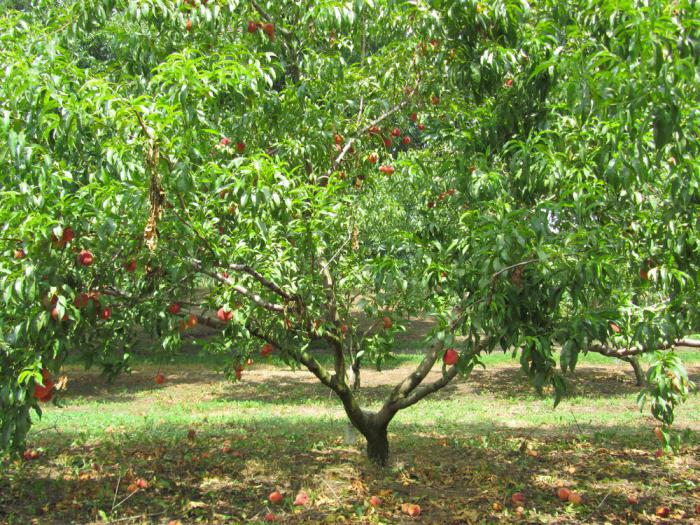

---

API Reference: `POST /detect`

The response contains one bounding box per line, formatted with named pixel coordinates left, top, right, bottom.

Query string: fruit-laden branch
left=205, top=311, right=367, bottom=433
left=189, top=313, right=338, bottom=390
left=323, top=96, right=414, bottom=181
left=244, top=321, right=339, bottom=391
left=588, top=338, right=700, bottom=358
left=190, top=260, right=286, bottom=313
left=250, top=0, right=292, bottom=39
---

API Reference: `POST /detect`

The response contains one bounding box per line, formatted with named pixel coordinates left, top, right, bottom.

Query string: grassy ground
left=2, top=347, right=699, bottom=524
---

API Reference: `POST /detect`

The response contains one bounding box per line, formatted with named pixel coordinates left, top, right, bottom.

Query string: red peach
left=556, top=488, right=570, bottom=501
left=217, top=307, right=233, bottom=322
left=77, top=249, right=93, bottom=266
left=443, top=348, right=459, bottom=366
left=62, top=227, right=75, bottom=243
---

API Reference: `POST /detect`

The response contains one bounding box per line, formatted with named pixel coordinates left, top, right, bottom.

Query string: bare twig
left=490, top=258, right=539, bottom=281
left=90, top=511, right=166, bottom=525
left=569, top=408, right=583, bottom=435
left=110, top=487, right=139, bottom=511
left=319, top=231, right=354, bottom=275
left=110, top=470, right=122, bottom=513
left=31, top=424, right=60, bottom=435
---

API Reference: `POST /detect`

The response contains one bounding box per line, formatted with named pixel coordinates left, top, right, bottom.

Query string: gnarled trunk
left=364, top=423, right=390, bottom=466
left=337, top=385, right=392, bottom=465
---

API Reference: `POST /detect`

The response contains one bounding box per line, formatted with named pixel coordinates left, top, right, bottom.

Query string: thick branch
left=392, top=365, right=459, bottom=410
left=382, top=315, right=466, bottom=407
left=318, top=260, right=347, bottom=387
left=244, top=321, right=338, bottom=391
left=378, top=335, right=488, bottom=423
left=319, top=260, right=338, bottom=323
left=384, top=340, right=444, bottom=406
left=588, top=338, right=700, bottom=358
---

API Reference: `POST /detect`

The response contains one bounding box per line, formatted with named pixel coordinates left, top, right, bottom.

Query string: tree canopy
left=1, top=0, right=698, bottom=464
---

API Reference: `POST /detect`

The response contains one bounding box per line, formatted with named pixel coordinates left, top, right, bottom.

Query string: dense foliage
left=1, top=0, right=698, bottom=463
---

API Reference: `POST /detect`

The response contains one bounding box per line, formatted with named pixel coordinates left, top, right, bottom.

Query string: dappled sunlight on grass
left=2, top=360, right=698, bottom=524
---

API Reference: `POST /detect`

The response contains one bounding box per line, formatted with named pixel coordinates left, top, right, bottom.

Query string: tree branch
left=588, top=338, right=700, bottom=358
left=190, top=260, right=286, bottom=313
left=323, top=96, right=414, bottom=181
left=392, top=365, right=460, bottom=410
left=381, top=339, right=444, bottom=411
left=245, top=319, right=339, bottom=393
left=228, top=263, right=292, bottom=301
left=318, top=259, right=347, bottom=388
left=250, top=0, right=292, bottom=38
left=490, top=258, right=539, bottom=281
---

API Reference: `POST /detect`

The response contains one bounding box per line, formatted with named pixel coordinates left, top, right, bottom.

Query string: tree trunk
left=364, top=423, right=390, bottom=466
left=343, top=364, right=360, bottom=445
left=628, top=356, right=645, bottom=386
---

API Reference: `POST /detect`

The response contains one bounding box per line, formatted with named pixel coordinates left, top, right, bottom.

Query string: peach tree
left=1, top=0, right=698, bottom=464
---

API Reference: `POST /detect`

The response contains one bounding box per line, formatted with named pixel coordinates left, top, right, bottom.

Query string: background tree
left=1, top=0, right=698, bottom=465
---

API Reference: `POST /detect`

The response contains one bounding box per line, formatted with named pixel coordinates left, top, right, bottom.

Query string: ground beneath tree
left=2, top=360, right=699, bottom=524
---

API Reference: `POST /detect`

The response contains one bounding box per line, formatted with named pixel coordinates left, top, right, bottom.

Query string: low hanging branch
left=588, top=338, right=700, bottom=358
left=245, top=320, right=338, bottom=390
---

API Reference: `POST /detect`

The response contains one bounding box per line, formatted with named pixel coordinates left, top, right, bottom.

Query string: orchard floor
left=2, top=356, right=700, bottom=524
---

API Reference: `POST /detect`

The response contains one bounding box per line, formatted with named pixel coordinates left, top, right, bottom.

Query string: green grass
left=95, top=343, right=700, bottom=370
left=3, top=355, right=699, bottom=524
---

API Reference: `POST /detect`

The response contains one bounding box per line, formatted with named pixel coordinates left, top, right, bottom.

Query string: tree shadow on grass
left=4, top=416, right=699, bottom=524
